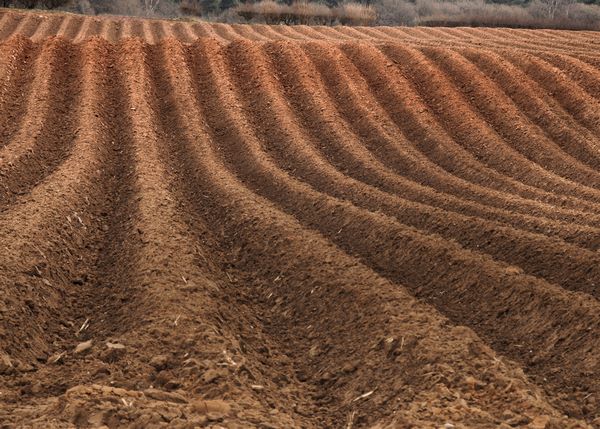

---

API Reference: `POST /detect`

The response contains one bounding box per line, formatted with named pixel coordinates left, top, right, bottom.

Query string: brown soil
left=0, top=8, right=599, bottom=429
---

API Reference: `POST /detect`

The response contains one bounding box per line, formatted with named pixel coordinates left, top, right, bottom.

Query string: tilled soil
left=0, top=8, right=599, bottom=429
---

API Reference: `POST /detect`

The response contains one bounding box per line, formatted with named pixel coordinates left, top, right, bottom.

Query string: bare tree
left=538, top=0, right=574, bottom=18
left=144, top=0, right=160, bottom=15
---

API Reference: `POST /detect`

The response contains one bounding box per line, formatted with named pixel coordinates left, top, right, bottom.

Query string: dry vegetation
left=1, top=0, right=600, bottom=28
left=376, top=0, right=600, bottom=29
left=234, top=1, right=376, bottom=25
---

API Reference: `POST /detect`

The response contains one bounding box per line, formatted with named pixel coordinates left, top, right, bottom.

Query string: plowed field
left=0, top=8, right=599, bottom=429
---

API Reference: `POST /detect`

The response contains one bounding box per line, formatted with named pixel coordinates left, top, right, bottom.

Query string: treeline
left=1, top=0, right=599, bottom=29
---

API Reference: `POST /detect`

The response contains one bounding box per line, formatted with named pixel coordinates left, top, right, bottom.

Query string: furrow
left=0, top=38, right=126, bottom=369
left=375, top=26, right=423, bottom=42
left=141, top=19, right=157, bottom=44
left=374, top=44, right=600, bottom=217
left=189, top=22, right=221, bottom=41
left=340, top=42, right=600, bottom=233
left=139, top=38, right=324, bottom=428
left=72, top=17, right=93, bottom=43
left=170, top=21, right=195, bottom=43
left=539, top=52, right=600, bottom=100
left=162, top=37, right=586, bottom=427
left=311, top=25, right=352, bottom=40
left=12, top=13, right=41, bottom=38
left=299, top=41, right=600, bottom=246
left=332, top=26, right=374, bottom=40
left=0, top=36, right=37, bottom=146
left=226, top=39, right=600, bottom=302
left=339, top=42, right=550, bottom=202
left=0, top=39, right=81, bottom=211
left=420, top=46, right=600, bottom=192
left=150, top=20, right=166, bottom=43
left=294, top=41, right=600, bottom=292
left=461, top=48, right=600, bottom=170
left=352, top=26, right=395, bottom=40
left=57, top=15, right=84, bottom=40
left=160, top=21, right=178, bottom=40
left=292, top=25, right=330, bottom=40
left=200, top=39, right=600, bottom=423
left=99, top=18, right=119, bottom=43
left=29, top=14, right=63, bottom=42
left=127, top=18, right=144, bottom=39
left=272, top=24, right=312, bottom=40
left=231, top=23, right=270, bottom=41
left=85, top=18, right=102, bottom=39
left=0, top=11, right=21, bottom=39
left=252, top=24, right=294, bottom=41
left=211, top=22, right=243, bottom=42
left=112, top=40, right=306, bottom=426
left=502, top=52, right=600, bottom=137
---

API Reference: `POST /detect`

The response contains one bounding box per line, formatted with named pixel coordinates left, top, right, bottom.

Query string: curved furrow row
left=294, top=41, right=598, bottom=290
left=119, top=19, right=134, bottom=39
left=516, top=28, right=600, bottom=50
left=461, top=48, right=600, bottom=170
left=140, top=19, right=156, bottom=44
left=308, top=25, right=352, bottom=41
left=341, top=44, right=580, bottom=211
left=539, top=52, right=600, bottom=99
left=374, top=44, right=600, bottom=215
left=0, top=36, right=37, bottom=146
left=57, top=15, right=84, bottom=40
left=513, top=28, right=600, bottom=52
left=0, top=39, right=80, bottom=211
left=488, top=28, right=577, bottom=52
left=268, top=25, right=310, bottom=41
left=155, top=20, right=171, bottom=43
left=153, top=37, right=586, bottom=427
left=453, top=27, right=598, bottom=56
left=502, top=51, right=600, bottom=138
left=85, top=18, right=102, bottom=39
left=71, top=16, right=91, bottom=43
left=299, top=41, right=600, bottom=248
left=419, top=46, right=600, bottom=192
left=191, top=39, right=600, bottom=422
left=11, top=13, right=41, bottom=38
left=97, top=18, right=115, bottom=43
left=283, top=25, right=319, bottom=39
left=211, top=22, right=244, bottom=41
left=140, top=39, right=331, bottom=428
left=0, top=38, right=130, bottom=369
left=418, top=26, right=464, bottom=41
left=413, top=27, right=600, bottom=57
left=191, top=21, right=228, bottom=42
left=353, top=26, right=396, bottom=40
left=230, top=23, right=269, bottom=41
left=252, top=24, right=294, bottom=41
left=332, top=25, right=374, bottom=40
left=108, top=40, right=317, bottom=427
left=29, top=14, right=63, bottom=42
left=0, top=12, right=21, bottom=39
left=342, top=45, right=597, bottom=242
left=226, top=40, right=600, bottom=301
left=377, top=26, right=431, bottom=42
left=171, top=21, right=195, bottom=43
left=295, top=25, right=334, bottom=40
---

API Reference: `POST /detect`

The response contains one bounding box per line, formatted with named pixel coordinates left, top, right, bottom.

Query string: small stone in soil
left=75, top=340, right=93, bottom=354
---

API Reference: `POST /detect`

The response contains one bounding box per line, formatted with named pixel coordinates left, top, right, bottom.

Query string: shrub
left=233, top=0, right=375, bottom=25
left=375, top=0, right=417, bottom=24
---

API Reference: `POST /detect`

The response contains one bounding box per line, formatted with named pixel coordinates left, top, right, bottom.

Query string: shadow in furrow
left=204, top=40, right=600, bottom=423
left=0, top=38, right=81, bottom=212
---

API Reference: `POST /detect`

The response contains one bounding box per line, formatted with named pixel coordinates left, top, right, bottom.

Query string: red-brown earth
left=0, top=8, right=599, bottom=429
